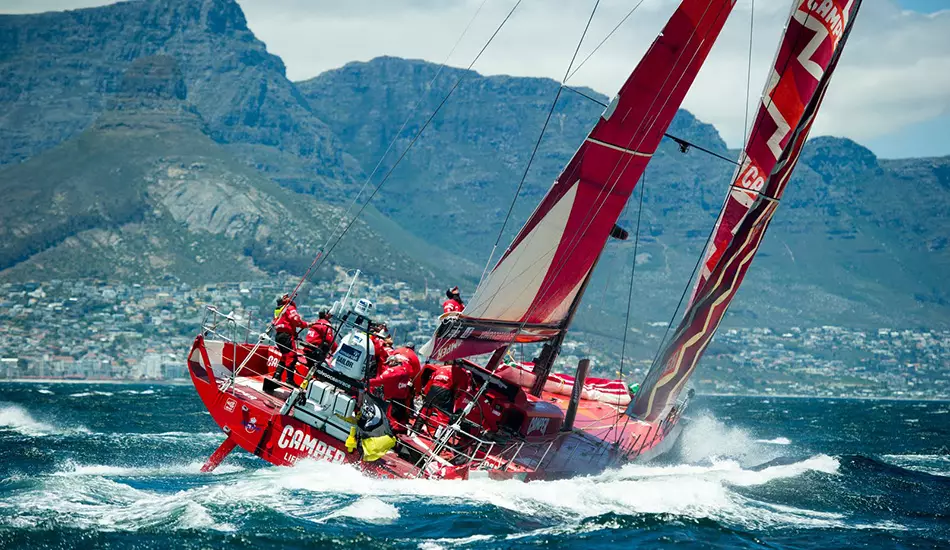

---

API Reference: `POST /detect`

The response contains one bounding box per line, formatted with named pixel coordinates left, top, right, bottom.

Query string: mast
left=629, top=0, right=863, bottom=422
left=422, top=0, right=738, bottom=365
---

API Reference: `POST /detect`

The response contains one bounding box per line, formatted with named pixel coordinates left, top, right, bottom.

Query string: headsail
left=629, top=0, right=862, bottom=421
left=424, top=0, right=737, bottom=363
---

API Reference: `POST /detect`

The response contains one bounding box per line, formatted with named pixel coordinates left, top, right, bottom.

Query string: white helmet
left=354, top=298, right=375, bottom=317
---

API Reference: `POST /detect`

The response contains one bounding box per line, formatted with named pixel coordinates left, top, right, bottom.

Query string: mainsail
left=629, top=0, right=863, bottom=421
left=425, top=0, right=737, bottom=363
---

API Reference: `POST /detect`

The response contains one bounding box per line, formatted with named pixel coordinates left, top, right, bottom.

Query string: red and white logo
left=224, top=398, right=237, bottom=413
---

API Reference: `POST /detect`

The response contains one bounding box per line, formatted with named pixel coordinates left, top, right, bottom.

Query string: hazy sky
left=1, top=0, right=948, bottom=159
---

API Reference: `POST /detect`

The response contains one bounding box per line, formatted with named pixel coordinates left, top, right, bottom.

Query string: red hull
left=187, top=335, right=685, bottom=481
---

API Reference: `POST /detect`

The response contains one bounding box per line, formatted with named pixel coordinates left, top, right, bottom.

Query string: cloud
left=0, top=0, right=115, bottom=13
left=3, top=0, right=949, bottom=154
left=236, top=0, right=950, bottom=153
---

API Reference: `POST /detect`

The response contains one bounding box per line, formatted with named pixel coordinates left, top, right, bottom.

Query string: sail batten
left=629, top=0, right=863, bottom=422
left=423, top=0, right=738, bottom=363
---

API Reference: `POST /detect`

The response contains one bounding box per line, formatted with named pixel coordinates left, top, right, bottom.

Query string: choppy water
left=0, top=383, right=948, bottom=549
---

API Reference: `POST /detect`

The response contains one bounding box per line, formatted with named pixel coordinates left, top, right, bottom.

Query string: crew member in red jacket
left=368, top=324, right=391, bottom=375
left=442, top=287, right=464, bottom=314
left=369, top=354, right=414, bottom=433
left=273, top=296, right=308, bottom=385
left=303, top=310, right=336, bottom=371
left=420, top=362, right=472, bottom=427
left=390, top=345, right=422, bottom=384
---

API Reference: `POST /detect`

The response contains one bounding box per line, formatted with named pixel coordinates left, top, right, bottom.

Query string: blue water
left=1, top=383, right=948, bottom=549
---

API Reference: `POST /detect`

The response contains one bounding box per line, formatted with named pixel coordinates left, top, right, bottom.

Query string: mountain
left=299, top=57, right=950, bottom=329
left=0, top=0, right=353, bottom=195
left=0, top=55, right=475, bottom=285
left=0, top=0, right=946, bottom=330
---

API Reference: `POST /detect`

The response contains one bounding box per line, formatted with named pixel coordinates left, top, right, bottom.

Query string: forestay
left=629, top=0, right=863, bottom=421
left=424, top=0, right=738, bottom=363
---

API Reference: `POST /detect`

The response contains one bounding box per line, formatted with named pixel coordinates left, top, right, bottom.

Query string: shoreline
left=0, top=378, right=191, bottom=386
left=697, top=391, right=950, bottom=403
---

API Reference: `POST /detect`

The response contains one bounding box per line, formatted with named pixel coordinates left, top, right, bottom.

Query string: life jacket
left=305, top=319, right=336, bottom=352
left=442, top=298, right=464, bottom=314
left=391, top=347, right=422, bottom=381
left=274, top=303, right=307, bottom=334
left=423, top=364, right=470, bottom=413
left=369, top=362, right=411, bottom=401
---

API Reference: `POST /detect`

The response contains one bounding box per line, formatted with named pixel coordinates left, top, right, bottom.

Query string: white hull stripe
left=586, top=137, right=653, bottom=158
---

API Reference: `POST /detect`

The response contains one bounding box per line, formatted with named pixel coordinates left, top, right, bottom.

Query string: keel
left=201, top=436, right=237, bottom=472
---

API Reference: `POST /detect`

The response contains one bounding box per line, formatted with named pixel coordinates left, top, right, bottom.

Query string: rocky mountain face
left=299, top=57, right=950, bottom=329
left=0, top=55, right=473, bottom=285
left=0, top=0, right=352, bottom=194
left=0, top=0, right=946, bottom=329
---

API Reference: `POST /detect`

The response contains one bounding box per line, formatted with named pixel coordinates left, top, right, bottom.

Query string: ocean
left=0, top=383, right=947, bottom=549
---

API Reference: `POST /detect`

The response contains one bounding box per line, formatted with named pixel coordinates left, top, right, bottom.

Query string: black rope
left=663, top=134, right=739, bottom=166
left=561, top=84, right=739, bottom=167
left=563, top=85, right=608, bottom=107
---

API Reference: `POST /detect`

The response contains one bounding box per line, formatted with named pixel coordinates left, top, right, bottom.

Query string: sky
left=1, top=0, right=948, bottom=159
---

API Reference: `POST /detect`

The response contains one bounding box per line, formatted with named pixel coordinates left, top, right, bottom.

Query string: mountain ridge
left=0, top=0, right=946, bottom=330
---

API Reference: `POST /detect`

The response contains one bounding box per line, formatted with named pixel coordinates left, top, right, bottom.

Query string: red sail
left=629, top=0, right=862, bottom=421
left=423, top=0, right=737, bottom=363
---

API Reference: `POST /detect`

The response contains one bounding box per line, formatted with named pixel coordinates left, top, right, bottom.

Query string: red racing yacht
left=187, top=0, right=862, bottom=480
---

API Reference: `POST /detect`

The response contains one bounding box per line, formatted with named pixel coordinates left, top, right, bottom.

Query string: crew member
left=442, top=286, right=464, bottom=314
left=368, top=353, right=413, bottom=433
left=420, top=362, right=471, bottom=427
left=273, top=297, right=309, bottom=385
left=274, top=293, right=289, bottom=320
left=369, top=324, right=391, bottom=372
left=390, top=344, right=422, bottom=386
left=303, top=310, right=336, bottom=371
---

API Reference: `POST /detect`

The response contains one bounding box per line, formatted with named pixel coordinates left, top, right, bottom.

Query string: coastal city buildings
left=1, top=276, right=947, bottom=399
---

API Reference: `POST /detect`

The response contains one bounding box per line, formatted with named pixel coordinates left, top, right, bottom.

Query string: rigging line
left=561, top=85, right=740, bottom=167
left=636, top=4, right=825, bottom=380
left=479, top=0, right=602, bottom=290
left=643, top=196, right=719, bottom=374
left=563, top=85, right=607, bottom=107
left=618, top=169, right=645, bottom=377
left=741, top=0, right=755, bottom=152
left=317, top=0, right=491, bottom=254
left=565, top=0, right=648, bottom=83
left=663, top=134, right=740, bottom=166
left=669, top=0, right=822, bottom=321
left=431, top=0, right=730, bottom=365
left=305, top=0, right=525, bottom=288
left=611, top=168, right=645, bottom=440
left=469, top=0, right=729, bottom=337
left=524, top=0, right=731, bottom=321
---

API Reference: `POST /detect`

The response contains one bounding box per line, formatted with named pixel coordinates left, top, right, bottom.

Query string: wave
left=880, top=454, right=950, bottom=478
left=756, top=437, right=792, bottom=445
left=676, top=412, right=793, bottom=466
left=320, top=497, right=400, bottom=524
left=55, top=459, right=245, bottom=477
left=221, top=453, right=850, bottom=531
left=69, top=391, right=114, bottom=397
left=0, top=450, right=908, bottom=537
left=119, top=389, right=156, bottom=395
left=0, top=405, right=90, bottom=436
left=0, top=474, right=235, bottom=533
left=37, top=389, right=54, bottom=395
